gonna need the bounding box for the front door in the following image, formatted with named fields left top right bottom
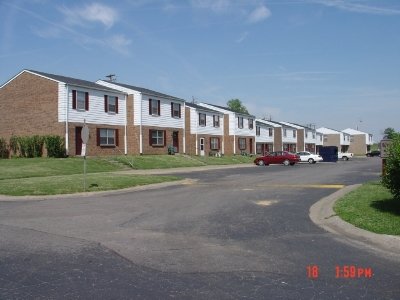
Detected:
left=172, top=131, right=179, bottom=153
left=199, top=138, right=205, bottom=156
left=75, top=127, right=82, bottom=155
left=249, top=138, right=253, bottom=154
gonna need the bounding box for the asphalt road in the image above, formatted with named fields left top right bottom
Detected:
left=0, top=157, right=399, bottom=299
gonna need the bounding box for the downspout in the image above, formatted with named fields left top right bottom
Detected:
left=183, top=102, right=186, bottom=154
left=139, top=92, right=143, bottom=154
left=124, top=94, right=127, bottom=155
left=233, top=114, right=236, bottom=155
left=65, top=84, right=69, bottom=155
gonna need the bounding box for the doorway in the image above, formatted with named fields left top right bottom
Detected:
left=199, top=138, right=205, bottom=156
left=75, top=127, right=82, bottom=155
left=172, top=131, right=179, bottom=153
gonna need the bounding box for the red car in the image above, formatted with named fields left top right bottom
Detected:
left=254, top=151, right=300, bottom=166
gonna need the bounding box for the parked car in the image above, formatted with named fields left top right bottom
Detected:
left=338, top=152, right=353, bottom=161
left=366, top=150, right=381, bottom=157
left=254, top=151, right=300, bottom=166
left=296, top=151, right=323, bottom=164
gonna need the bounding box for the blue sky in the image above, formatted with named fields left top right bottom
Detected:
left=1, top=0, right=399, bottom=140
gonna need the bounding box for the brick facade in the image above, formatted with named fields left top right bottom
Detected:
left=0, top=72, right=64, bottom=140
left=274, top=127, right=283, bottom=151
left=348, top=134, right=367, bottom=155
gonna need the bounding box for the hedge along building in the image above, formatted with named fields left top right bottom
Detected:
left=185, top=102, right=224, bottom=156
left=96, top=80, right=186, bottom=155
left=0, top=70, right=127, bottom=156
left=198, top=103, right=256, bottom=155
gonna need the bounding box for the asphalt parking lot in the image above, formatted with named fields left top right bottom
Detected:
left=1, top=157, right=399, bottom=299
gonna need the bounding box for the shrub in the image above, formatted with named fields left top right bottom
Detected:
left=9, top=135, right=19, bottom=156
left=382, top=135, right=400, bottom=200
left=0, top=138, right=9, bottom=159
left=44, top=135, right=66, bottom=158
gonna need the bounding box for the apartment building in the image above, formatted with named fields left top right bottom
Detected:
left=0, top=70, right=127, bottom=156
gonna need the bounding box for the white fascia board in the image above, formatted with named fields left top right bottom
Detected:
left=279, top=121, right=304, bottom=129
left=1, top=70, right=62, bottom=89
left=256, top=119, right=281, bottom=127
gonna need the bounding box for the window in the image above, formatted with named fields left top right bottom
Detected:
left=248, top=118, right=254, bottom=129
left=238, top=138, right=246, bottom=150
left=72, top=90, right=89, bottom=111
left=210, top=137, right=220, bottom=150
left=238, top=117, right=244, bottom=129
left=293, top=130, right=296, bottom=138
left=268, top=128, right=273, bottom=137
left=150, top=130, right=165, bottom=146
left=199, top=113, right=206, bottom=126
left=256, top=144, right=262, bottom=154
left=97, top=128, right=118, bottom=146
left=284, top=129, right=287, bottom=137
left=213, top=115, right=220, bottom=127
left=104, top=95, right=118, bottom=114
left=171, top=103, right=181, bottom=118
left=149, top=99, right=160, bottom=116
left=312, top=132, right=316, bottom=139
left=305, top=131, right=309, bottom=138
left=256, top=126, right=260, bottom=136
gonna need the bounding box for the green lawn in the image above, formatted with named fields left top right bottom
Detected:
left=0, top=155, right=255, bottom=196
left=114, top=154, right=255, bottom=169
left=0, top=173, right=180, bottom=196
left=334, top=181, right=400, bottom=235
left=0, top=157, right=180, bottom=196
left=0, top=157, right=125, bottom=180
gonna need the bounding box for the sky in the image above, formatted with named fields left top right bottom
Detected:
left=1, top=0, right=399, bottom=141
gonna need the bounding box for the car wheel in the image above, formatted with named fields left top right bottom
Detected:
left=257, top=160, right=265, bottom=166
left=308, top=158, right=314, bottom=164
left=283, top=159, right=290, bottom=166
left=343, top=156, right=349, bottom=161
left=290, top=162, right=295, bottom=166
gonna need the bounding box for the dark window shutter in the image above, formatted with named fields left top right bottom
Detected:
left=164, top=131, right=166, bottom=146
left=85, top=92, right=89, bottom=110
left=178, top=104, right=181, bottom=118
left=171, top=103, right=174, bottom=117
left=158, top=100, right=161, bottom=116
left=115, top=129, right=119, bottom=146
left=209, top=137, right=212, bottom=150
left=104, top=95, right=108, bottom=112
left=115, top=97, right=119, bottom=114
left=96, top=128, right=100, bottom=146
left=149, top=99, right=152, bottom=115
left=199, top=113, right=201, bottom=125
left=204, top=114, right=206, bottom=126
left=72, top=90, right=77, bottom=109
left=213, top=115, right=215, bottom=127
left=149, top=130, right=152, bottom=146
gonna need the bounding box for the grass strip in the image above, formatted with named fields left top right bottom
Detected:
left=334, top=181, right=400, bottom=235
left=115, top=154, right=255, bottom=169
left=0, top=157, right=125, bottom=180
left=0, top=173, right=181, bottom=196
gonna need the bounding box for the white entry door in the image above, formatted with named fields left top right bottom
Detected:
left=199, top=138, right=205, bottom=156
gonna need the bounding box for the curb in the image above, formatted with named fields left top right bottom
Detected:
left=0, top=179, right=196, bottom=202
left=310, top=185, right=400, bottom=261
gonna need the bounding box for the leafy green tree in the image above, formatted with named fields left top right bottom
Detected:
left=227, top=99, right=249, bottom=114
left=382, top=133, right=400, bottom=200
left=384, top=127, right=397, bottom=139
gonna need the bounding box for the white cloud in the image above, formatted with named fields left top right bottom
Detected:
left=60, top=3, right=118, bottom=28
left=247, top=5, right=271, bottom=23
left=108, top=34, right=132, bottom=55
left=310, top=0, right=400, bottom=15
left=235, top=31, right=248, bottom=43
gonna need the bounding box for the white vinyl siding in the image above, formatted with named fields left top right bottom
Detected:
left=282, top=126, right=297, bottom=143
left=189, top=107, right=224, bottom=135
left=255, top=124, right=274, bottom=143
left=58, top=84, right=125, bottom=125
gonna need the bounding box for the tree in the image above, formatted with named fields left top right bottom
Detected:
left=384, top=127, right=397, bottom=139
left=227, top=99, right=249, bottom=114
left=382, top=130, right=400, bottom=200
